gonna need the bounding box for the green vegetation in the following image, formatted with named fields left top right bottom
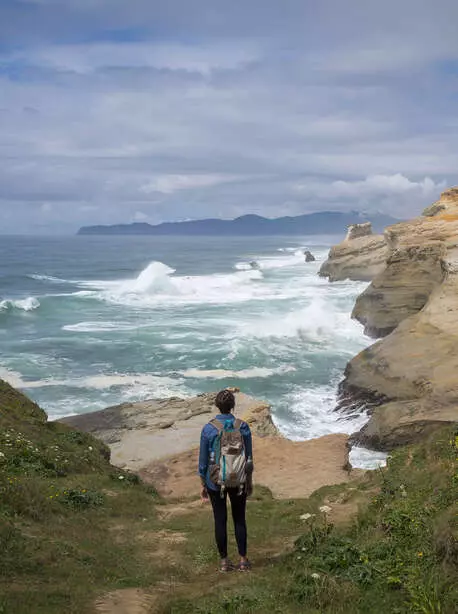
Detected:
left=166, top=428, right=458, bottom=614
left=1, top=379, right=457, bottom=613
left=0, top=380, right=160, bottom=613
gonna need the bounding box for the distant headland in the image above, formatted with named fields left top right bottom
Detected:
left=77, top=211, right=399, bottom=236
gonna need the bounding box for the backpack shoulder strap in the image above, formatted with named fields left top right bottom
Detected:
left=209, top=418, right=224, bottom=432
left=233, top=418, right=242, bottom=430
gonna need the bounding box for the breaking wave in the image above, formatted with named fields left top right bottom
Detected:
left=0, top=297, right=40, bottom=313
left=181, top=366, right=296, bottom=379
left=31, top=260, right=267, bottom=307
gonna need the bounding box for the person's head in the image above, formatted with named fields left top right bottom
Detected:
left=215, top=389, right=235, bottom=414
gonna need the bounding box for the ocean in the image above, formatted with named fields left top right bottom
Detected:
left=0, top=234, right=386, bottom=468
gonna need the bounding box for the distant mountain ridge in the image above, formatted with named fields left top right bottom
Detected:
left=78, top=211, right=400, bottom=236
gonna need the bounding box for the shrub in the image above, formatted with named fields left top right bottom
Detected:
left=58, top=488, right=105, bottom=510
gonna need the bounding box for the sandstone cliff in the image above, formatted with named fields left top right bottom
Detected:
left=352, top=242, right=446, bottom=337
left=319, top=222, right=388, bottom=282
left=336, top=188, right=458, bottom=449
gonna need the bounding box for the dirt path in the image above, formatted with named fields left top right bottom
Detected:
left=94, top=478, right=371, bottom=614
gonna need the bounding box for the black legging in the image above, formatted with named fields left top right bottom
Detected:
left=208, top=488, right=247, bottom=558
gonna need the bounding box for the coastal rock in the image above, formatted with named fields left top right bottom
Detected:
left=351, top=399, right=458, bottom=451
left=351, top=242, right=446, bottom=337
left=304, top=250, right=316, bottom=262
left=60, top=391, right=358, bottom=499
left=333, top=187, right=458, bottom=448
left=340, top=266, right=458, bottom=448
left=139, top=433, right=354, bottom=499
left=345, top=222, right=373, bottom=241
left=60, top=392, right=275, bottom=471
left=422, top=186, right=458, bottom=218
left=384, top=188, right=458, bottom=251
left=319, top=223, right=388, bottom=282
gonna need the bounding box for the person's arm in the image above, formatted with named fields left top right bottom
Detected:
left=241, top=421, right=254, bottom=496
left=241, top=421, right=253, bottom=462
left=198, top=426, right=210, bottom=501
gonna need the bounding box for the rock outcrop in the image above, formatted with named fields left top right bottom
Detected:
left=336, top=187, right=458, bottom=449
left=345, top=222, right=372, bottom=241
left=342, top=267, right=458, bottom=449
left=352, top=242, right=446, bottom=337
left=60, top=392, right=273, bottom=471
left=304, top=250, right=316, bottom=262
left=61, top=391, right=358, bottom=499
left=384, top=187, right=458, bottom=251
left=319, top=223, right=388, bottom=282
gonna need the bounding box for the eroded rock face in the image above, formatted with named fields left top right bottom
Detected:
left=319, top=232, right=388, bottom=282
left=340, top=267, right=458, bottom=449
left=334, top=188, right=458, bottom=449
left=345, top=222, right=373, bottom=241
left=422, top=186, right=458, bottom=217
left=351, top=242, right=446, bottom=338
left=385, top=188, right=458, bottom=251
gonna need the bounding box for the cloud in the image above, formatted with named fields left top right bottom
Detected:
left=292, top=174, right=447, bottom=216
left=301, top=175, right=447, bottom=199
left=5, top=42, right=261, bottom=75
left=139, top=174, right=243, bottom=195
left=335, top=175, right=444, bottom=197
left=0, top=0, right=457, bottom=233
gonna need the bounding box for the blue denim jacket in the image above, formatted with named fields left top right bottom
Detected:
left=198, top=414, right=252, bottom=491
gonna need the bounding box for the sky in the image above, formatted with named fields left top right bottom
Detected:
left=0, top=0, right=457, bottom=234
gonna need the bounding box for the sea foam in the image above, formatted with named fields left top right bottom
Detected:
left=0, top=297, right=40, bottom=313
left=68, top=260, right=267, bottom=307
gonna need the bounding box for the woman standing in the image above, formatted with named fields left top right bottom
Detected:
left=198, top=389, right=253, bottom=572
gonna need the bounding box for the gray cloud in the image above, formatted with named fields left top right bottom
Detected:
left=0, top=0, right=457, bottom=233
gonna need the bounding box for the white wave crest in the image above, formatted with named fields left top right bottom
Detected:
left=0, top=297, right=40, bottom=313
left=69, top=260, right=266, bottom=307
left=29, top=274, right=69, bottom=284
left=235, top=297, right=365, bottom=346
left=62, top=321, right=152, bottom=333
left=349, top=446, right=387, bottom=470
left=181, top=366, right=296, bottom=379
left=119, top=261, right=178, bottom=294
left=0, top=367, right=27, bottom=388
left=273, top=383, right=387, bottom=469
left=0, top=370, right=185, bottom=392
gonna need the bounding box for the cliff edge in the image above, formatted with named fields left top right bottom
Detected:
left=319, top=222, right=388, bottom=282
left=334, top=188, right=458, bottom=449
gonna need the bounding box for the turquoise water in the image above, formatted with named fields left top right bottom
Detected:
left=0, top=235, right=385, bottom=467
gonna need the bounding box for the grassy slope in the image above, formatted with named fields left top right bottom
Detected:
left=1, top=380, right=457, bottom=614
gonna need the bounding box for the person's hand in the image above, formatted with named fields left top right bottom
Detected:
left=246, top=477, right=253, bottom=498
left=200, top=486, right=209, bottom=502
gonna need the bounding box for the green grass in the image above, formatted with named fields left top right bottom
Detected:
left=1, top=379, right=457, bottom=614
left=0, top=379, right=161, bottom=613
left=162, top=427, right=458, bottom=614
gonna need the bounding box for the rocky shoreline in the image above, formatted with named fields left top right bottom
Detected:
left=56, top=189, right=458, bottom=490
left=322, top=187, right=458, bottom=450
left=60, top=390, right=359, bottom=499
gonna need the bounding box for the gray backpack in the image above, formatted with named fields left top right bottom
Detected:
left=209, top=418, right=247, bottom=495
